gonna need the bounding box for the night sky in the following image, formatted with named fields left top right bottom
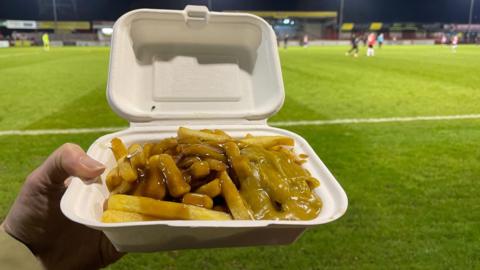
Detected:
left=0, top=0, right=478, bottom=23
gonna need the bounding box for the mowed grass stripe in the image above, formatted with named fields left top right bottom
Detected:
left=0, top=48, right=111, bottom=130
left=272, top=46, right=480, bottom=122
left=0, top=46, right=479, bottom=130
left=1, top=113, right=480, bottom=136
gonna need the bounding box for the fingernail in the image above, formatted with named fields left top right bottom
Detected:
left=83, top=176, right=102, bottom=185
left=80, top=156, right=105, bottom=171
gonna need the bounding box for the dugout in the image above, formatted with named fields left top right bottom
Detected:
left=228, top=11, right=338, bottom=42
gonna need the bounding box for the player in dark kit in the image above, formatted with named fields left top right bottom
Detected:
left=346, top=34, right=360, bottom=57
left=283, top=34, right=289, bottom=49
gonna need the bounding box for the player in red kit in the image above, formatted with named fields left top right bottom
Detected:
left=451, top=34, right=459, bottom=53
left=367, top=33, right=376, bottom=56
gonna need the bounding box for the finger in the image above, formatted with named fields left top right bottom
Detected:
left=37, top=143, right=105, bottom=186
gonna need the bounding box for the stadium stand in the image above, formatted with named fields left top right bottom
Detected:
left=0, top=9, right=479, bottom=48
left=0, top=19, right=113, bottom=47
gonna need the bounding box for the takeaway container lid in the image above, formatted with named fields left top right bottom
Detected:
left=107, top=5, right=285, bottom=123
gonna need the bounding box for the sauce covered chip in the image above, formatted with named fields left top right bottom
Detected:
left=101, top=127, right=322, bottom=222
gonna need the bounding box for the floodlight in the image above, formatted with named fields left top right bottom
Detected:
left=101, top=27, right=114, bottom=35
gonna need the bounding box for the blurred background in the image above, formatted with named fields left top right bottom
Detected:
left=0, top=0, right=479, bottom=47
left=0, top=1, right=479, bottom=269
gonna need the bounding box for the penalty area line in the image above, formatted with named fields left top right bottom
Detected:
left=0, top=114, right=479, bottom=137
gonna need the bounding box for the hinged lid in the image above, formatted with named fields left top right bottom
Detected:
left=107, top=5, right=285, bottom=123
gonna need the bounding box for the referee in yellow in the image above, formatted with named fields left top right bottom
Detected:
left=41, top=32, right=50, bottom=51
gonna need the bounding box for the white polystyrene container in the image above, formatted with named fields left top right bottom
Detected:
left=60, top=5, right=348, bottom=252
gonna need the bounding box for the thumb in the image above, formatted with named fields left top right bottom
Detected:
left=36, top=143, right=105, bottom=186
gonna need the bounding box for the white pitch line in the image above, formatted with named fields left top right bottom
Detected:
left=0, top=52, right=41, bottom=58
left=271, top=114, right=480, bottom=127
left=0, top=127, right=122, bottom=136
left=0, top=114, right=479, bottom=137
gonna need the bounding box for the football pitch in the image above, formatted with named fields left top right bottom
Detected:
left=0, top=45, right=479, bottom=269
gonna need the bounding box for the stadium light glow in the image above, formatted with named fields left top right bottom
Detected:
left=101, top=27, right=113, bottom=35
left=283, top=18, right=290, bottom=24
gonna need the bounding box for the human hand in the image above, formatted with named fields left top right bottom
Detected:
left=3, top=143, right=123, bottom=269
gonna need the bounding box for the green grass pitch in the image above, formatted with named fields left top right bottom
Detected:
left=0, top=45, right=479, bottom=269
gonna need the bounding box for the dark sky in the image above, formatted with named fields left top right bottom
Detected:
left=0, top=0, right=478, bottom=23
